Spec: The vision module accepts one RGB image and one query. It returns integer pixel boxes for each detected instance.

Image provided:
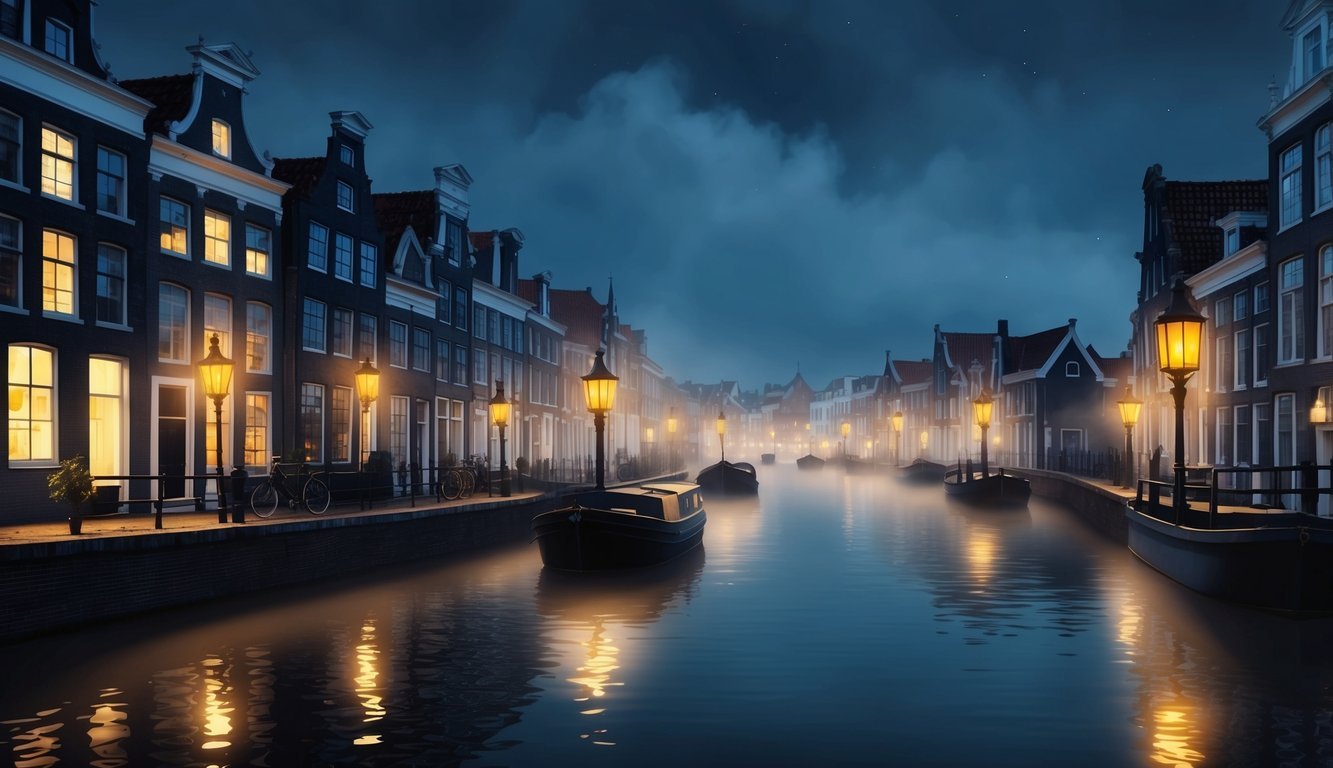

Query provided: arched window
[1065,361,1080,377]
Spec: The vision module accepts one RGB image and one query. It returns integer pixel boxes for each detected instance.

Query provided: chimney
[997,319,1008,338]
[1068,318,1077,328]
[491,232,501,287]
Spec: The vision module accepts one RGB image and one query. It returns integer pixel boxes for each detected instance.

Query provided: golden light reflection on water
[86,690,129,767]
[1151,703,1206,767]
[354,619,386,746]
[568,618,621,702]
[965,527,996,584]
[200,656,232,751]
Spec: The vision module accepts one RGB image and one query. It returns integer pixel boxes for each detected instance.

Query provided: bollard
[231,466,248,523]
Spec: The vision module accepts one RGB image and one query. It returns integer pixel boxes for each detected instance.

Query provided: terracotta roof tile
[941,331,994,375]
[894,360,932,386]
[549,288,607,347]
[1004,326,1068,373]
[271,156,327,200]
[119,74,195,135]
[1163,180,1268,274]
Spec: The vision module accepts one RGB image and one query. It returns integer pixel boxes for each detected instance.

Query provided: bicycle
[250,456,331,518]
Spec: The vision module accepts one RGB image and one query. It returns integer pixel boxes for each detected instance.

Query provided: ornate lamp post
[840,420,850,458]
[716,410,727,462]
[354,357,380,469]
[1116,386,1143,489]
[1155,278,1205,520]
[199,333,233,521]
[490,380,511,497]
[582,350,618,490]
[892,410,904,466]
[972,389,993,477]
[770,428,776,455]
[666,407,678,471]
[805,422,811,454]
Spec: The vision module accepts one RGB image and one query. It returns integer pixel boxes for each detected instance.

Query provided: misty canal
[3,468,1333,767]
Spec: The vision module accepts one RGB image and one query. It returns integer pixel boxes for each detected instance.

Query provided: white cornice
[1214,211,1267,229]
[149,135,288,212]
[473,279,532,319]
[385,276,437,313]
[0,36,151,137]
[1259,71,1333,140]
[527,310,565,335]
[1186,241,1268,297]
[1001,370,1039,384]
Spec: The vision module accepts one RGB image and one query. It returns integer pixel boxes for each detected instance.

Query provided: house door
[1060,429,1082,471]
[157,385,188,498]
[1317,428,1333,517]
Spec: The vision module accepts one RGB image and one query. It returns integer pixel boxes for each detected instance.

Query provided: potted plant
[48,455,94,535]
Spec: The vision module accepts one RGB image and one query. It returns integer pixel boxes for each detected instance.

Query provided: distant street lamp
[354,357,380,469]
[1116,386,1143,489]
[972,389,993,477]
[582,350,619,490]
[199,333,233,520]
[1155,278,1205,521]
[840,420,850,458]
[892,410,904,466]
[667,406,678,471]
[716,410,728,462]
[770,428,776,455]
[490,380,511,497]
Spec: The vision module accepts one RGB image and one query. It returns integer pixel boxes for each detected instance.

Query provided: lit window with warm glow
[158,282,189,363]
[203,210,230,266]
[246,302,271,373]
[160,197,189,256]
[211,119,231,158]
[40,126,74,201]
[9,344,55,463]
[245,224,270,277]
[41,228,75,315]
[244,392,269,470]
[88,357,124,480]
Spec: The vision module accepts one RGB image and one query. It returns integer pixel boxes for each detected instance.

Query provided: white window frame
[1064,361,1080,377]
[302,297,327,353]
[211,119,231,159]
[43,18,71,62]
[95,146,126,217]
[1214,334,1229,394]
[359,313,377,365]
[1281,144,1304,229]
[158,282,190,364]
[1234,327,1250,391]
[41,228,76,317]
[243,391,271,472]
[245,223,271,278]
[336,180,354,212]
[0,213,21,310]
[359,242,377,288]
[340,144,354,166]
[332,307,353,358]
[1279,256,1305,363]
[1318,124,1333,212]
[203,292,233,358]
[159,197,189,258]
[0,108,21,188]
[1254,322,1269,387]
[94,242,127,327]
[246,301,272,374]
[1321,244,1333,358]
[307,221,328,272]
[40,125,75,203]
[300,382,325,463]
[8,343,57,466]
[203,209,230,268]
[88,355,127,482]
[389,319,408,369]
[331,385,353,463]
[333,232,353,282]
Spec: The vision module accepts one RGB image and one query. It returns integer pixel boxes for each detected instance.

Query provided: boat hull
[532,505,707,571]
[796,454,825,470]
[943,472,1031,507]
[761,453,776,465]
[696,460,759,496]
[896,459,946,485]
[1126,507,1333,613]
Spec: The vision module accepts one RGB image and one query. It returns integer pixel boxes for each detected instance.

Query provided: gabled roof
[894,360,932,386]
[1004,325,1068,373]
[1090,346,1132,383]
[1163,180,1268,274]
[119,74,194,135]
[940,331,994,375]
[271,156,327,200]
[371,191,435,261]
[549,288,607,348]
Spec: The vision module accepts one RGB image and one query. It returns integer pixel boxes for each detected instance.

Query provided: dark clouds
[97,0,1287,388]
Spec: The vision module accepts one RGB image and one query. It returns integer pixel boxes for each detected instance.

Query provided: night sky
[97,1,1287,390]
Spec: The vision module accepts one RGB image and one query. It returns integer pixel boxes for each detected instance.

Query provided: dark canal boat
[796,454,825,470]
[896,458,947,485]
[1126,473,1333,613]
[761,453,776,465]
[696,460,760,496]
[943,464,1031,507]
[532,481,707,571]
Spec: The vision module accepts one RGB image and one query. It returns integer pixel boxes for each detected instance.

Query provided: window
[412,328,430,371]
[515,323,524,356]
[331,386,352,463]
[1279,256,1304,363]
[336,180,354,212]
[0,110,18,184]
[454,344,468,384]
[359,242,377,288]
[454,287,468,329]
[438,280,451,324]
[1322,245,1333,357]
[1255,281,1270,313]
[41,229,75,315]
[333,232,353,281]
[40,126,74,201]
[244,393,270,470]
[1214,297,1230,327]
[88,357,124,479]
[1235,328,1250,390]
[0,0,18,40]
[8,345,55,463]
[473,304,485,338]
[204,293,232,357]
[1319,125,1333,210]
[340,144,354,165]
[301,383,324,463]
[302,298,326,352]
[95,147,125,216]
[389,320,408,368]
[390,396,409,465]
[473,347,487,384]
[1224,227,1240,257]
[95,243,125,325]
[1255,323,1270,386]
[158,283,189,362]
[436,339,450,382]
[1216,406,1233,466]
[359,313,377,364]
[488,309,499,343]
[1234,290,1249,322]
[307,221,328,272]
[245,224,270,277]
[1306,27,1325,81]
[332,307,353,357]
[0,214,20,308]
[502,315,513,350]
[211,119,230,158]
[1277,393,1296,468]
[1234,404,1252,465]
[1064,361,1079,377]
[1215,335,1231,393]
[203,210,230,267]
[246,302,271,373]
[160,197,189,256]
[446,220,463,265]
[1281,144,1303,228]
[44,19,70,62]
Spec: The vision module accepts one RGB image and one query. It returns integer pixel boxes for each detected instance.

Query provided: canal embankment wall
[1017,468,1130,544]
[0,494,555,645]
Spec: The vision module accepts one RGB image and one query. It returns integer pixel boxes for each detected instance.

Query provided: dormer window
[44,19,71,63]
[1065,361,1080,377]
[340,144,354,166]
[1306,27,1325,82]
[336,180,354,212]
[211,119,231,159]
[1224,227,1239,256]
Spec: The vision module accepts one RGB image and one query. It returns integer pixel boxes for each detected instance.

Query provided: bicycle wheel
[251,481,279,518]
[460,468,475,498]
[303,477,331,514]
[442,469,463,500]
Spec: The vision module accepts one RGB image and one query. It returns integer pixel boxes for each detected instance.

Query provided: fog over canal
[3,467,1331,767]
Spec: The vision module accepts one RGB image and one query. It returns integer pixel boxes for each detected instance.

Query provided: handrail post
[1209,469,1219,528]
[154,473,165,529]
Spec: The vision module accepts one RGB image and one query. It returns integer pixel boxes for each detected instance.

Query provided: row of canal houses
[1,2,684,519]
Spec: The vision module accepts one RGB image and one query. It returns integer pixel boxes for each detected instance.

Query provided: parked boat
[796,454,825,470]
[761,453,776,465]
[532,481,707,571]
[696,460,759,496]
[839,455,874,474]
[943,465,1031,507]
[896,458,947,485]
[1127,490,1333,613]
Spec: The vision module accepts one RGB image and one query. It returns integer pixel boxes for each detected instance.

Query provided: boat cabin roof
[567,482,703,521]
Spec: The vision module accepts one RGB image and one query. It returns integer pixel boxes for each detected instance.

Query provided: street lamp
[666,406,678,471]
[582,349,618,490]
[1116,385,1143,489]
[716,410,727,462]
[1155,278,1205,520]
[892,410,903,466]
[973,389,993,477]
[840,420,850,458]
[354,357,380,469]
[198,333,233,520]
[490,380,511,497]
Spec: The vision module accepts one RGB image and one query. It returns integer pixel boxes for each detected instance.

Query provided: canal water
[2,467,1332,767]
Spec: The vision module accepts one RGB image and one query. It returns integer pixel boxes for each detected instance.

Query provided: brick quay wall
[1018,468,1130,544]
[0,494,556,645]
